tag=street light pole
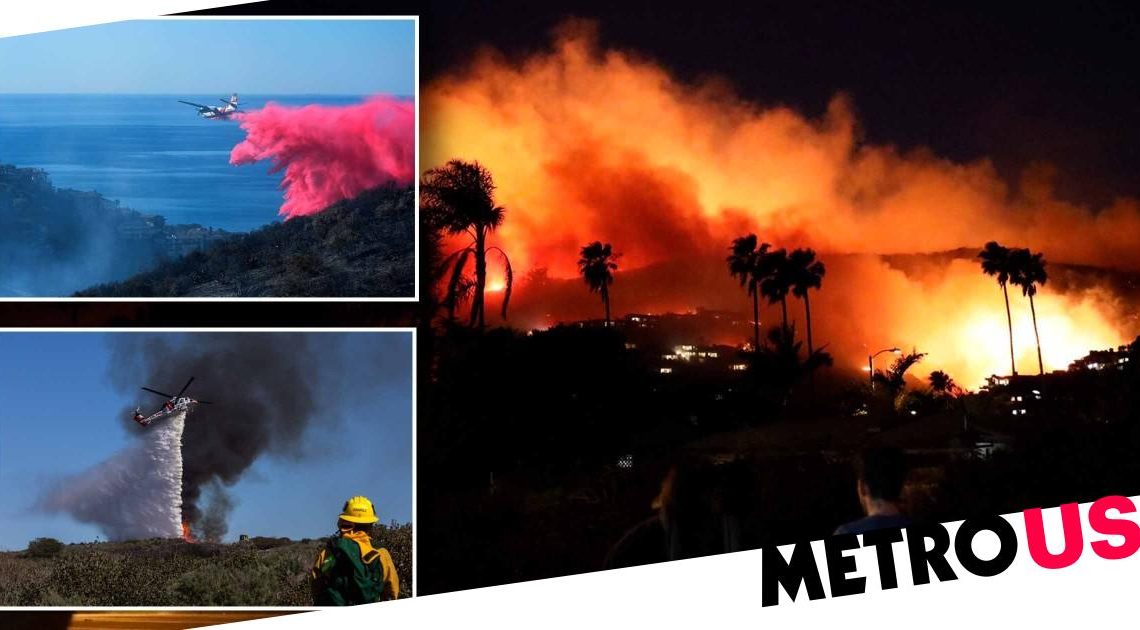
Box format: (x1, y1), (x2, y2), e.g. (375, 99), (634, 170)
(869, 347), (902, 390)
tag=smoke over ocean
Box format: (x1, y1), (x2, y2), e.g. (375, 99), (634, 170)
(39, 411), (185, 542)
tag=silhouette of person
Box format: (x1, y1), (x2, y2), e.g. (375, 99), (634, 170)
(834, 447), (912, 535)
(604, 458), (750, 569)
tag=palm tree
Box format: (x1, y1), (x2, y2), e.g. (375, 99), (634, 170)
(978, 241), (1017, 375)
(749, 324), (833, 410)
(1011, 248), (1048, 375)
(873, 350), (927, 395)
(578, 241), (619, 326)
(929, 369), (970, 431)
(727, 234), (771, 349)
(759, 248), (792, 332)
(873, 350), (928, 413)
(787, 248), (825, 355)
(421, 160), (513, 329)
(928, 370), (961, 398)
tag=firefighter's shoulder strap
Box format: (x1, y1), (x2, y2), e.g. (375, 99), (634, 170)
(341, 530), (378, 561)
(341, 531), (399, 600)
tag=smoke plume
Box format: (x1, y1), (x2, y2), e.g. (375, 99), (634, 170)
(424, 21), (1140, 386)
(0, 165), (184, 297)
(231, 96), (415, 219)
(197, 482), (235, 544)
(108, 333), (321, 530)
(39, 411), (185, 541)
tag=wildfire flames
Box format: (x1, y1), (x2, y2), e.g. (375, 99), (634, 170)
(181, 522), (196, 543)
(423, 21), (1139, 387)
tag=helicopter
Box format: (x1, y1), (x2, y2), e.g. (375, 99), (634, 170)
(132, 376), (211, 427)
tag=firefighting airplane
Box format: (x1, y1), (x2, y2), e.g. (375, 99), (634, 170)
(132, 377), (212, 427)
(178, 93), (242, 120)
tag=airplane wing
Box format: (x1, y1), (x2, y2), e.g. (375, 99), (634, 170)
(178, 100), (208, 109)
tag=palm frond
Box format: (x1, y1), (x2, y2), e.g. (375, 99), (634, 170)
(444, 248), (473, 320)
(1009, 247), (1048, 296)
(788, 248), (825, 297)
(727, 234), (761, 288)
(420, 159), (507, 235)
(487, 246), (514, 320)
(578, 240), (618, 294)
(978, 241), (1012, 284)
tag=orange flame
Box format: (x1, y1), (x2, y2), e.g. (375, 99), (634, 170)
(424, 22), (1138, 387)
(181, 522), (196, 543)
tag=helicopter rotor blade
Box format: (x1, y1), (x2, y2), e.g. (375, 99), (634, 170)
(141, 387), (174, 398)
(176, 376), (195, 398)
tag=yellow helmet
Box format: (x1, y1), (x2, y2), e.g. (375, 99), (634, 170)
(338, 495), (379, 524)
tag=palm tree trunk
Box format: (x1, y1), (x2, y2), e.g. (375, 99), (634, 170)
(472, 230), (487, 329)
(780, 297), (789, 332)
(602, 283), (611, 326)
(751, 285), (760, 350)
(1030, 293), (1043, 375)
(1002, 283), (1016, 375)
(803, 292), (814, 355)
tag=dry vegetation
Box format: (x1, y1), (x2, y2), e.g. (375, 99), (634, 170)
(75, 184), (414, 298)
(0, 522), (412, 606)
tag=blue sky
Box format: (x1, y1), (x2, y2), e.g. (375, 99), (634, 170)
(0, 331), (413, 550)
(0, 19), (414, 95)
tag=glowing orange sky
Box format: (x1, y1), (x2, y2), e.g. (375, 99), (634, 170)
(423, 22), (1137, 387)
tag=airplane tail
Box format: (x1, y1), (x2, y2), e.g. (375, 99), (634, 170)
(219, 94), (239, 112)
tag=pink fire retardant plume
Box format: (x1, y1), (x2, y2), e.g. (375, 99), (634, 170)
(230, 96), (415, 219)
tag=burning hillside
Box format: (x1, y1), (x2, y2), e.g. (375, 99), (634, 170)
(423, 22), (1140, 387)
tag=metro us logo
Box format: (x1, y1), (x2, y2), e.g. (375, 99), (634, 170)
(762, 495), (1140, 606)
(1024, 495), (1140, 567)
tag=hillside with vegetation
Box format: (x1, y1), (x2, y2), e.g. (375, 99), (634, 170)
(76, 184), (415, 297)
(0, 522), (412, 606)
(0, 164), (232, 296)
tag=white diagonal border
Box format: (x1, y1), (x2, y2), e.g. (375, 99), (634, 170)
(1, 1), (258, 38)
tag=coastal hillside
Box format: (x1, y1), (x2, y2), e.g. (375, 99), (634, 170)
(0, 164), (231, 296)
(77, 185), (415, 298)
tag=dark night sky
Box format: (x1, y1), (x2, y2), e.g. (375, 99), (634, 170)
(206, 1), (1140, 206)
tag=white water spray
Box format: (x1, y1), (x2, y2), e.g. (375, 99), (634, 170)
(40, 411), (186, 541)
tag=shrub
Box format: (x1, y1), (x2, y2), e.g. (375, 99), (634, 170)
(1, 522), (413, 605)
(24, 538), (63, 559)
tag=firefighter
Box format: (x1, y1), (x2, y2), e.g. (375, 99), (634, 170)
(310, 496), (400, 605)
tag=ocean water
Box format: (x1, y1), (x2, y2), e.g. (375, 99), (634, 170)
(0, 93), (366, 232)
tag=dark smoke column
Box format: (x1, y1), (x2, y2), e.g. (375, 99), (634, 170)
(110, 334), (319, 528)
